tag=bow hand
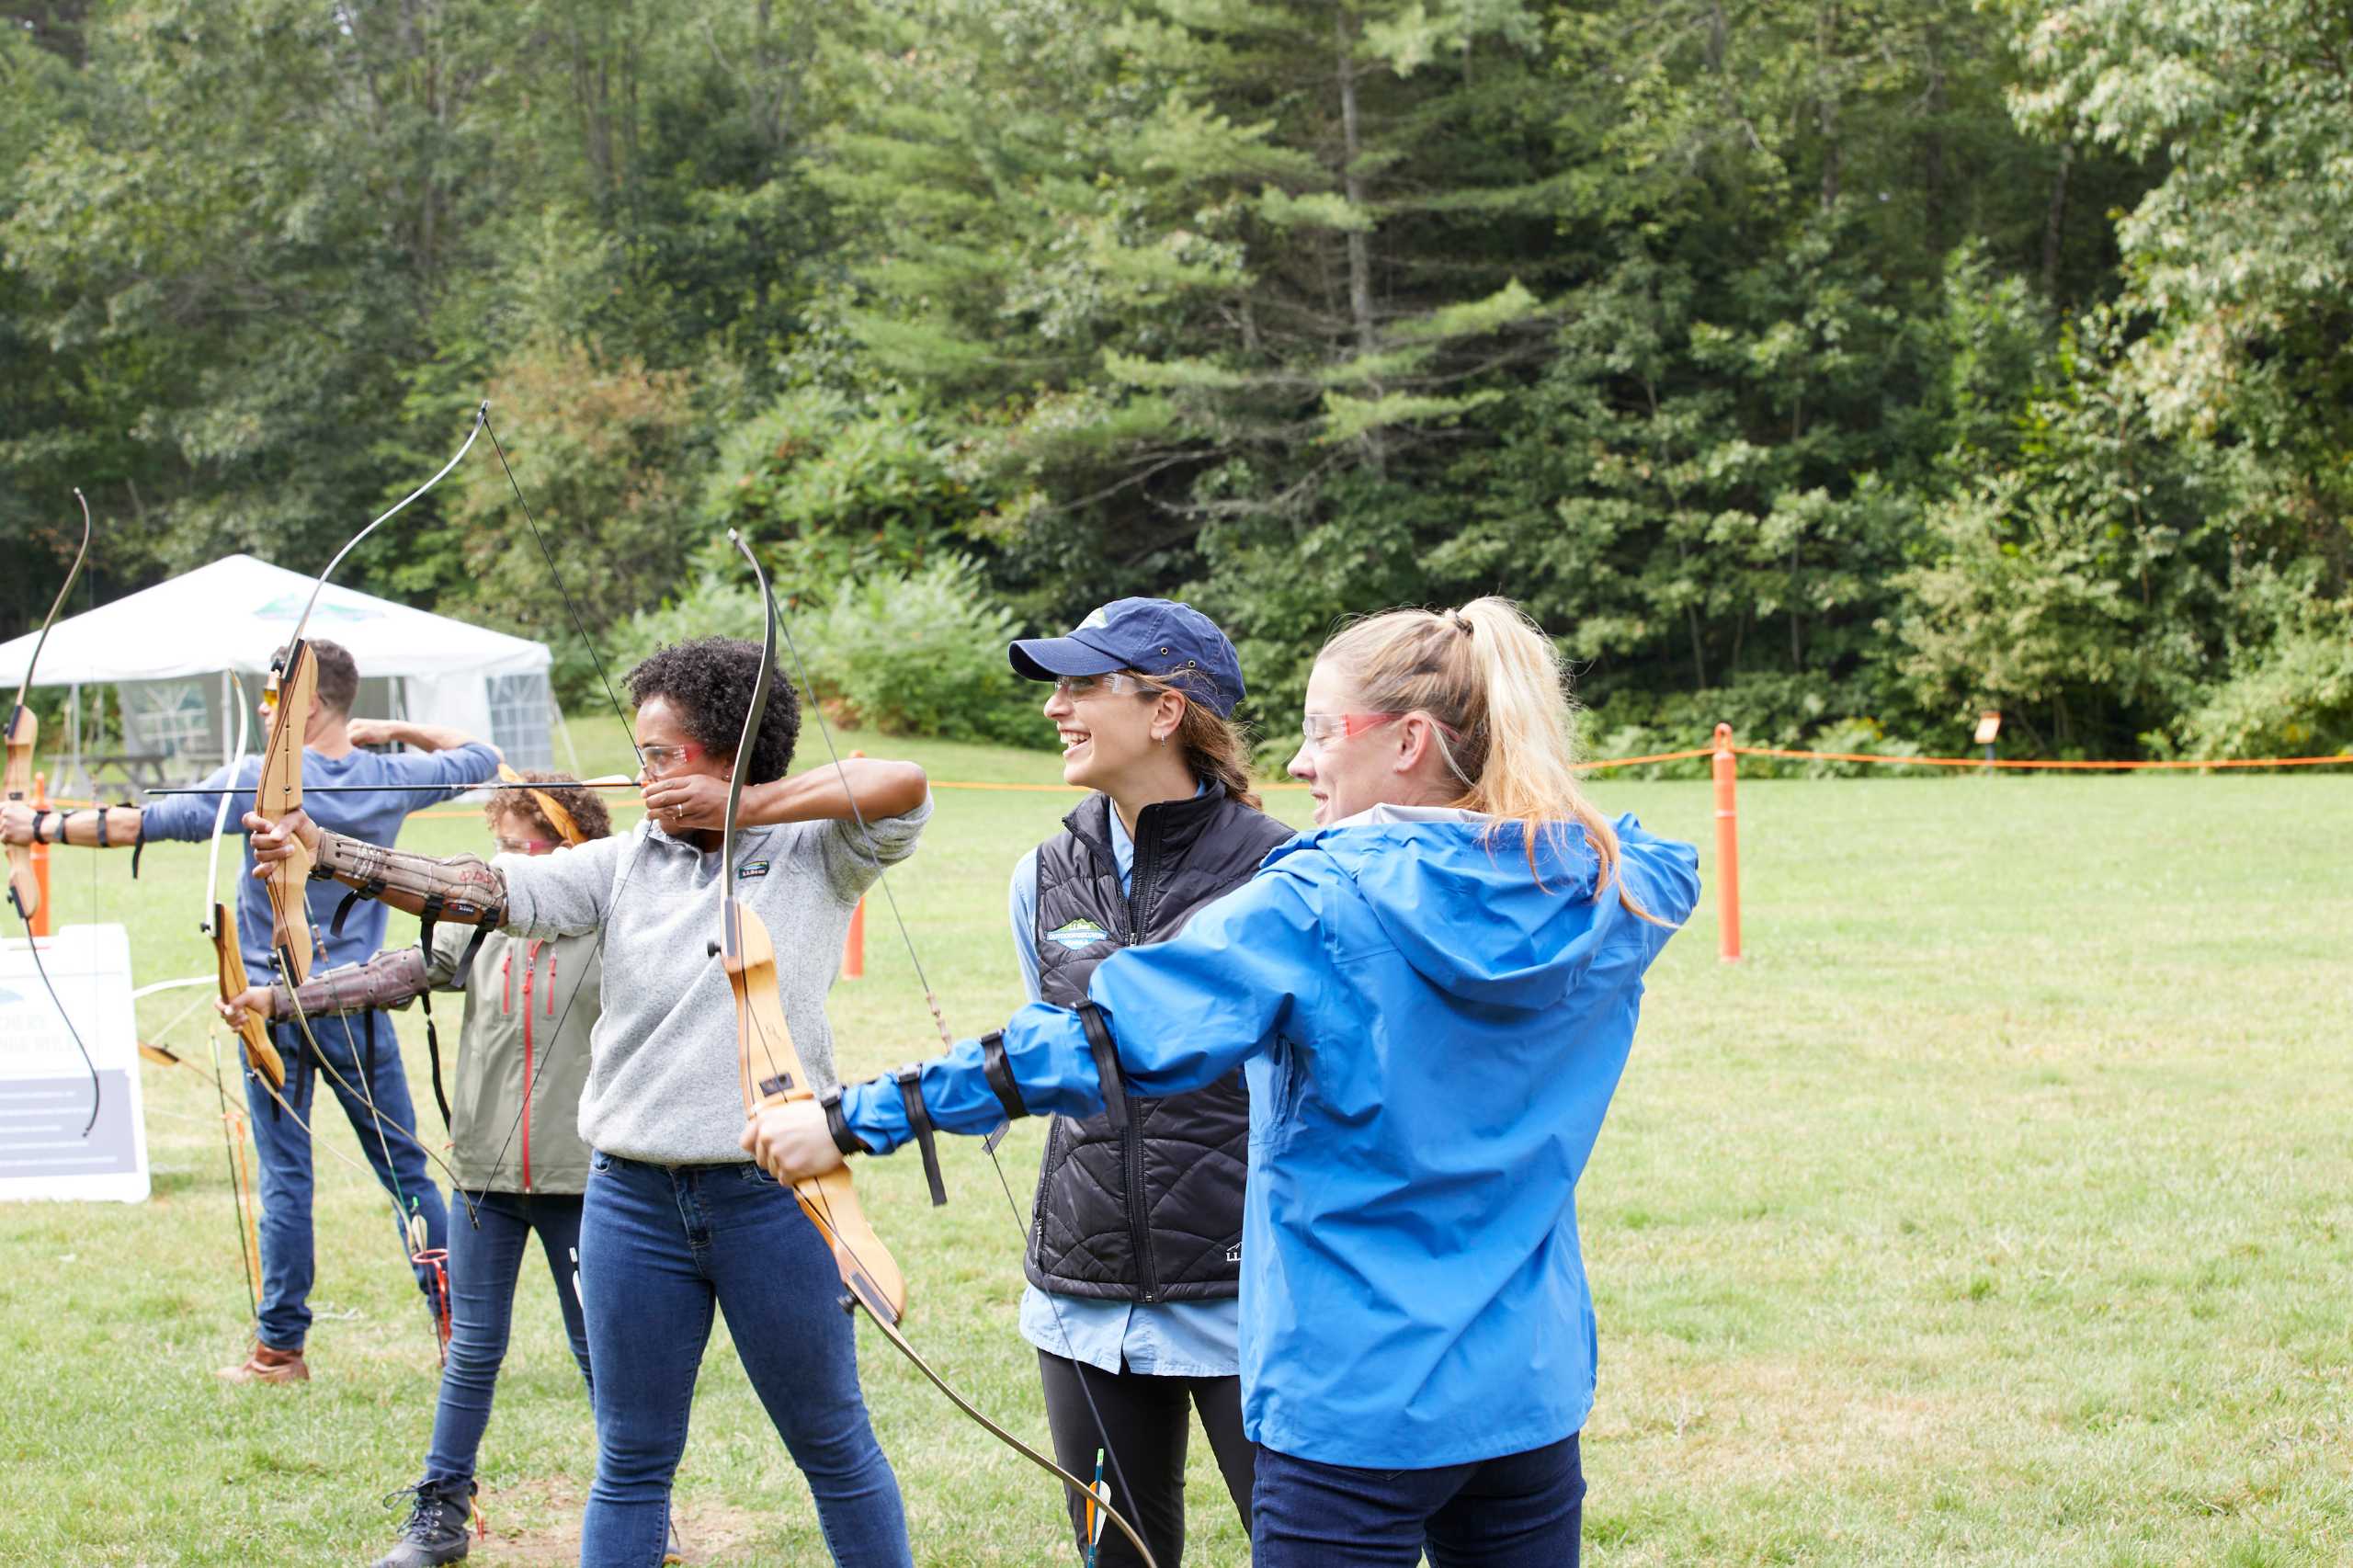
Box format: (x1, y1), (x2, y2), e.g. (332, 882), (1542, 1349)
(1, 802), (35, 846)
(242, 806), (322, 868)
(742, 1098), (846, 1182)
(216, 985), (278, 1030)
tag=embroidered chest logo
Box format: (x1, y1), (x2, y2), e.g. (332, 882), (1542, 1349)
(1046, 916), (1111, 951)
(737, 860), (771, 880)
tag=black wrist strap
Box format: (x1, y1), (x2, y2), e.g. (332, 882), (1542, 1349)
(1076, 1001), (1129, 1132)
(34, 811), (59, 845)
(93, 806), (109, 848)
(979, 1029), (1027, 1152)
(892, 1063), (949, 1208)
(332, 878), (389, 937)
(129, 807), (147, 879)
(820, 1085), (872, 1159)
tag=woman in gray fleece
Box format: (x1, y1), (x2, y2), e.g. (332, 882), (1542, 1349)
(247, 637), (931, 1568)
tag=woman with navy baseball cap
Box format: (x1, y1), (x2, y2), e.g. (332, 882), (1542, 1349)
(987, 597), (1291, 1566)
(749, 597), (1699, 1567)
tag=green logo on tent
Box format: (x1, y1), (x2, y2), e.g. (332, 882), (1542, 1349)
(1046, 917), (1110, 951)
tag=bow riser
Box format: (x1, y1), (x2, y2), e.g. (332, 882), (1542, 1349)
(256, 642), (318, 984)
(726, 901), (911, 1324)
(4, 705), (40, 923)
(210, 902), (286, 1091)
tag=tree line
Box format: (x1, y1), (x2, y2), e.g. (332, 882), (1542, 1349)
(6, 0), (2348, 763)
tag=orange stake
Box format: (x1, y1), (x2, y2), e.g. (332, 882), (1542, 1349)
(842, 751), (867, 980)
(1711, 725), (1741, 963)
(30, 772), (51, 938)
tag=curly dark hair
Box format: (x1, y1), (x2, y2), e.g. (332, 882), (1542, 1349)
(626, 636), (800, 785)
(484, 771), (613, 845)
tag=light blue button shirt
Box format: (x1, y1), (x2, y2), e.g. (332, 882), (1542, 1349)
(1006, 790), (1242, 1377)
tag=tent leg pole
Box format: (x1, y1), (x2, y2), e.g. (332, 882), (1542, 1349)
(551, 690), (582, 778)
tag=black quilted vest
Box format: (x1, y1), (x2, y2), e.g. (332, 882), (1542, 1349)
(1027, 784), (1295, 1301)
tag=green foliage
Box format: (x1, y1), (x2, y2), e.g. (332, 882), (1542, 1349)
(705, 388), (997, 593)
(795, 558), (1054, 749)
(2168, 578), (2353, 761)
(609, 555), (1051, 750)
(5, 0), (2350, 767)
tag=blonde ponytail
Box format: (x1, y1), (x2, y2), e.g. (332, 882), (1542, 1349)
(1319, 597), (1652, 916)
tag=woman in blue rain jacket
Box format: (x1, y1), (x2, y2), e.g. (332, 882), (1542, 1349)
(747, 597), (1699, 1568)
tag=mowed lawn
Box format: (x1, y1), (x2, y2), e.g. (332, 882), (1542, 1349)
(3, 722), (2347, 1566)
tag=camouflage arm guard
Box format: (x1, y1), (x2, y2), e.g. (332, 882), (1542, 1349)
(311, 829), (507, 926)
(269, 946), (429, 1018)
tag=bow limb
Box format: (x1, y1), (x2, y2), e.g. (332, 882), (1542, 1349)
(6, 489), (100, 1137)
(237, 415), (494, 1278)
(722, 531), (1159, 1568)
(6, 489), (92, 925)
(863, 1305), (1161, 1567)
(255, 405), (488, 989)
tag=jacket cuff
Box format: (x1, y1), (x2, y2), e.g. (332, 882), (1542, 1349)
(841, 1076), (912, 1156)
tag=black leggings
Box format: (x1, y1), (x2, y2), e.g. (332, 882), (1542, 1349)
(1039, 1348), (1256, 1567)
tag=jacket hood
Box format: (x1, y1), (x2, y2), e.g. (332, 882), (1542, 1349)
(1265, 814), (1656, 1011)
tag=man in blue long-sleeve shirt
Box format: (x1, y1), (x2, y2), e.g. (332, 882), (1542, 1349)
(2, 639), (500, 1382)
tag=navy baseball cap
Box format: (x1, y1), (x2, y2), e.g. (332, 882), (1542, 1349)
(1008, 598), (1247, 718)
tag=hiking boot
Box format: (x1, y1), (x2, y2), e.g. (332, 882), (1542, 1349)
(216, 1340), (309, 1383)
(371, 1482), (474, 1568)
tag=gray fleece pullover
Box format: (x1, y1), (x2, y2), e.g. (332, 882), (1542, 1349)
(496, 795), (930, 1165)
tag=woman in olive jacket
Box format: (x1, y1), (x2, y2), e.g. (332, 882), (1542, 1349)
(230, 774), (609, 1568)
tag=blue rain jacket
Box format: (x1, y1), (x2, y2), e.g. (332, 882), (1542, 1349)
(843, 811), (1699, 1467)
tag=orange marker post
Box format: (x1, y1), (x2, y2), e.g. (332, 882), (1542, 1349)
(842, 751), (867, 981)
(30, 772), (51, 938)
(1711, 725), (1741, 963)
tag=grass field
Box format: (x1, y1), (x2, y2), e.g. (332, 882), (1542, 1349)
(4, 722), (2348, 1565)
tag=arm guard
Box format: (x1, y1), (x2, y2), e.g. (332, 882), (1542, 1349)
(313, 829), (507, 926)
(270, 946), (430, 1018)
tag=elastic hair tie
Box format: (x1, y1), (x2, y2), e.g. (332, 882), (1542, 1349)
(1449, 610), (1473, 635)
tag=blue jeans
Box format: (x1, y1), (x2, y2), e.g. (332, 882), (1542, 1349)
(247, 1012), (450, 1351)
(576, 1153), (912, 1568)
(420, 1189), (592, 1489)
(1251, 1434), (1584, 1568)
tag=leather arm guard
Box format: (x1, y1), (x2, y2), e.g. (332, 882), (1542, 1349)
(312, 830), (507, 926)
(270, 946), (429, 1019)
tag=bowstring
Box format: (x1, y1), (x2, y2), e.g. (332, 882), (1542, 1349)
(467, 405), (649, 1197)
(267, 927), (471, 1356)
(206, 1029), (265, 1330)
(256, 861), (480, 1221)
(762, 579), (1155, 1565)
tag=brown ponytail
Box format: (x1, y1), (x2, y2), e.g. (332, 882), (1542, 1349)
(1128, 672), (1264, 810)
(1318, 598), (1653, 916)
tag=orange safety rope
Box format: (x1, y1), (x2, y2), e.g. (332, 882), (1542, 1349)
(1726, 745), (2353, 772)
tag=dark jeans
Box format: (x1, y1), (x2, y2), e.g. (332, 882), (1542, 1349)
(1251, 1434), (1584, 1568)
(246, 1012), (449, 1351)
(576, 1152), (911, 1568)
(420, 1189), (592, 1489)
(1038, 1349), (1254, 1567)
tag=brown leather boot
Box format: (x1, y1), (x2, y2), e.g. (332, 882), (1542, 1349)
(216, 1340), (309, 1383)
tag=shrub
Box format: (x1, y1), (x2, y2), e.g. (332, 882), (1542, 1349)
(795, 557), (1053, 749)
(611, 557), (1054, 750)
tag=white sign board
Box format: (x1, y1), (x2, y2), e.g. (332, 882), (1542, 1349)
(0, 924), (147, 1202)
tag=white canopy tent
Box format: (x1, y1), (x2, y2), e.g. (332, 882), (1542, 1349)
(0, 554), (568, 791)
